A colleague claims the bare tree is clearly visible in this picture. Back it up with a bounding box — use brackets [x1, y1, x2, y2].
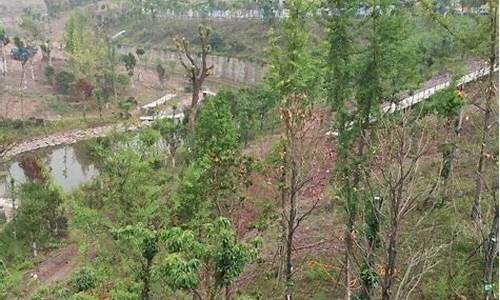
[471, 0, 498, 224]
[371, 112, 440, 300]
[175, 25, 213, 131]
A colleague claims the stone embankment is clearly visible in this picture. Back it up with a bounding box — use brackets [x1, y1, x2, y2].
[1, 92, 182, 160]
[1, 124, 128, 160]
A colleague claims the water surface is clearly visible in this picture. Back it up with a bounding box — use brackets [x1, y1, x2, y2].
[0, 142, 99, 198]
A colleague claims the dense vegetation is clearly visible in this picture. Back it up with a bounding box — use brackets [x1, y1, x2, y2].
[0, 0, 498, 299]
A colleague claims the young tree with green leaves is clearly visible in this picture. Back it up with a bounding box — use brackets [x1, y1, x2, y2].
[113, 224, 160, 300]
[323, 0, 357, 298]
[15, 157, 65, 257]
[64, 13, 108, 79]
[268, 0, 320, 298]
[325, 1, 421, 298]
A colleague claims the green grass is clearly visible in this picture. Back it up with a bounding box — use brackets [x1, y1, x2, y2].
[42, 96, 76, 115]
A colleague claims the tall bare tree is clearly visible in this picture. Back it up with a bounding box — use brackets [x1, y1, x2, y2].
[372, 113, 440, 300]
[175, 25, 213, 131]
[268, 1, 323, 299]
[475, 3, 499, 299]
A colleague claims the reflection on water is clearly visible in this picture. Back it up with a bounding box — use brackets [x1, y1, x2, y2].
[0, 142, 99, 197]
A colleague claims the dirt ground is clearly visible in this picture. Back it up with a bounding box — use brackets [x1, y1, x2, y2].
[23, 244, 80, 298]
[0, 44, 190, 121]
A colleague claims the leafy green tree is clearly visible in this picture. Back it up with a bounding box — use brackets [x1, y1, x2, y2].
[122, 52, 137, 87]
[80, 144, 166, 227]
[358, 2, 419, 298]
[469, 1, 498, 298]
[93, 88, 105, 119]
[16, 181, 65, 257]
[217, 87, 278, 146]
[64, 13, 108, 78]
[190, 93, 239, 161]
[177, 93, 254, 226]
[157, 218, 257, 300]
[113, 224, 160, 300]
[171, 95, 255, 300]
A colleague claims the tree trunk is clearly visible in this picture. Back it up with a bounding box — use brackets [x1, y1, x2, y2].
[285, 149, 298, 300]
[483, 205, 498, 300]
[171, 155, 176, 168]
[472, 52, 496, 223]
[30, 60, 35, 81]
[191, 289, 202, 300]
[20, 64, 26, 120]
[188, 82, 201, 131]
[141, 258, 152, 300]
[0, 47, 3, 76]
[279, 143, 288, 281]
[21, 64, 27, 89]
[1, 46, 7, 76]
[381, 225, 398, 300]
[32, 241, 38, 257]
[344, 223, 353, 300]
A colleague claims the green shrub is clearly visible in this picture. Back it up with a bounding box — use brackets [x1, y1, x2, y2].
[71, 267, 97, 292]
[55, 70, 76, 94]
[209, 31, 225, 51]
[110, 281, 141, 300]
[44, 65, 56, 84]
[110, 290, 140, 300]
[69, 293, 97, 300]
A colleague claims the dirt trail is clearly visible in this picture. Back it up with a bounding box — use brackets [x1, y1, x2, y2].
[23, 244, 79, 298]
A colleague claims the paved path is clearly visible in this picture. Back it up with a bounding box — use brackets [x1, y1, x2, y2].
[382, 65, 498, 114]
